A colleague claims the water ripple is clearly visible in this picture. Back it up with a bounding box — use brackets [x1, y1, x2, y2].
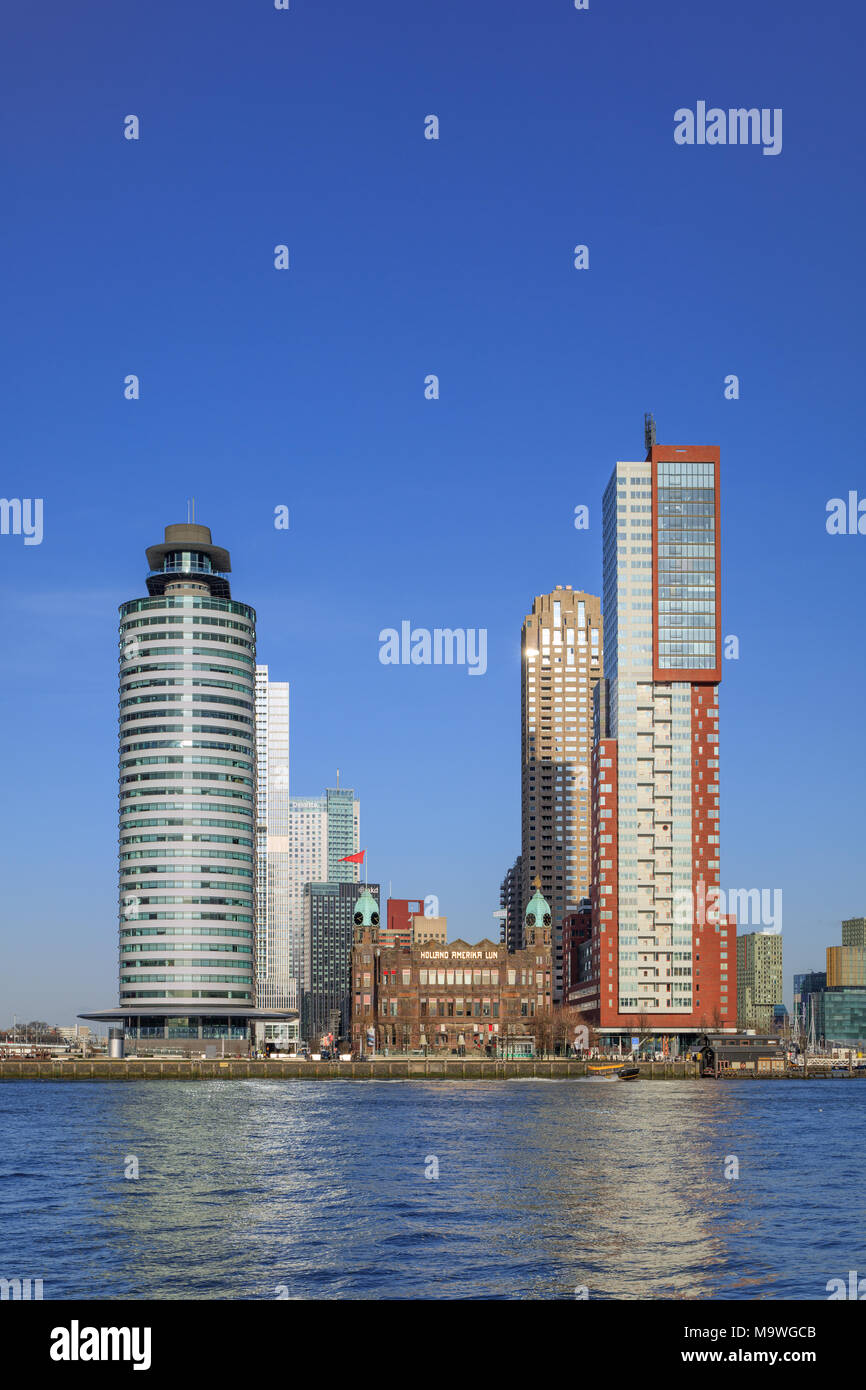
[0, 1079, 863, 1299]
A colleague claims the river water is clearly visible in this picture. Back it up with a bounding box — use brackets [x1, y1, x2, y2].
[1, 1079, 862, 1299]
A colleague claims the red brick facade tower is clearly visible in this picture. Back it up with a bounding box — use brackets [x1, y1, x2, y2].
[584, 437, 736, 1050]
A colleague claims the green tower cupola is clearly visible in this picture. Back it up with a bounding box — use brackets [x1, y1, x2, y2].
[352, 886, 380, 943]
[524, 876, 552, 946]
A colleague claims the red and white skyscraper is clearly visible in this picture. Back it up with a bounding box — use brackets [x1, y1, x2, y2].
[587, 435, 736, 1047]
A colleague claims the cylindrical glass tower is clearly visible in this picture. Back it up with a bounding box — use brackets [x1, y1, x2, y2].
[116, 523, 256, 1032]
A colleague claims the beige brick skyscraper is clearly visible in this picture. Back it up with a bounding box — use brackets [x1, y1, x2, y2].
[521, 586, 602, 999]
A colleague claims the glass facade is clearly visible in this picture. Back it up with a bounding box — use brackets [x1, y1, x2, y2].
[827, 946, 866, 987]
[326, 788, 361, 880]
[160, 551, 216, 574]
[656, 460, 716, 669]
[303, 882, 380, 1043]
[815, 988, 866, 1045]
[118, 550, 256, 1006]
[123, 1015, 250, 1039]
[121, 594, 255, 622]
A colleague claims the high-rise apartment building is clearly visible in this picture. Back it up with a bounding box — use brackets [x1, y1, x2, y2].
[587, 437, 736, 1047]
[82, 522, 295, 1053]
[737, 932, 783, 1032]
[499, 856, 523, 951]
[521, 587, 602, 998]
[255, 666, 292, 1015]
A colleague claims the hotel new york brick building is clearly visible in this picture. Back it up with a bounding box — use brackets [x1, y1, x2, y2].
[351, 885, 554, 1056]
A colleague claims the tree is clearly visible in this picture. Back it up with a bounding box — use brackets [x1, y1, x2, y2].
[628, 1012, 652, 1055]
[534, 1012, 555, 1058]
[552, 1005, 591, 1054]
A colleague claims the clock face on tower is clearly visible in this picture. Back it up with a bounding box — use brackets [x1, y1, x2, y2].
[526, 913, 536, 927]
[371, 912, 379, 926]
[543, 913, 551, 927]
[353, 912, 363, 926]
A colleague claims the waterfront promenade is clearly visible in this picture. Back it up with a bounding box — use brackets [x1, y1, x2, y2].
[2, 1057, 864, 1081]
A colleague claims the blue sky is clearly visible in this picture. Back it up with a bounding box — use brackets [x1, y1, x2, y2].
[2, 0, 864, 1024]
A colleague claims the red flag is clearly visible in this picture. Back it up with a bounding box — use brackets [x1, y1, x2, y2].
[339, 850, 365, 864]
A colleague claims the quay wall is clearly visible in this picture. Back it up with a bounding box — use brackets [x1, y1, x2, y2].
[1, 1058, 864, 1082]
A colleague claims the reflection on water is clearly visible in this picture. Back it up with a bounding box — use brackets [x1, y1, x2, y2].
[0, 1080, 861, 1299]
